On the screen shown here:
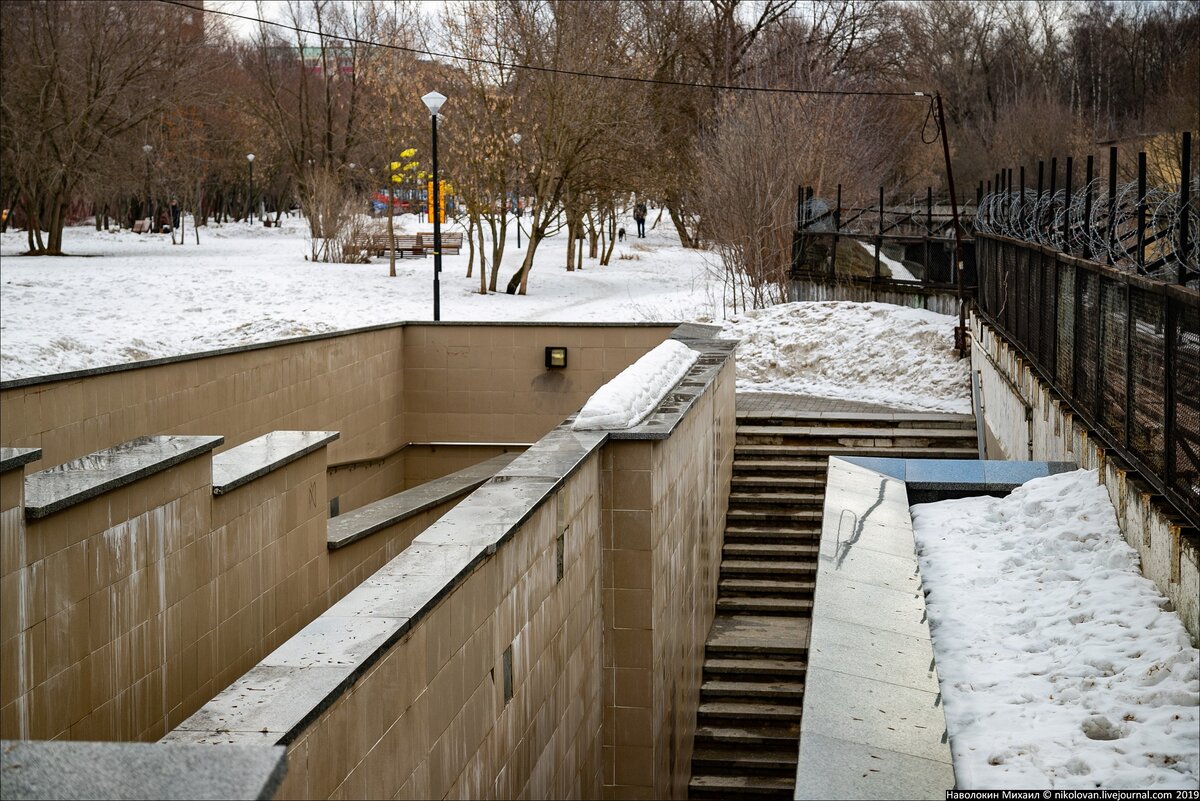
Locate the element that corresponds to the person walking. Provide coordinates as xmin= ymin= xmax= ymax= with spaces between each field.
xmin=633 ymin=201 xmax=647 ymax=238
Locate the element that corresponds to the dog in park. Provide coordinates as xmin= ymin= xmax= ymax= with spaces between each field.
xmin=618 ymin=227 xmax=626 ymax=242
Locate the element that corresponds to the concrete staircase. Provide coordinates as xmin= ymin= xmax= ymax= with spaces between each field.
xmin=688 ymin=407 xmax=977 ymax=800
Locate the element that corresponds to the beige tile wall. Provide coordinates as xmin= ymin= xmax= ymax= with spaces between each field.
xmin=206 ymin=450 xmax=330 ymax=704
xmin=276 ymin=456 xmax=605 ymax=800
xmin=0 ymin=469 xmax=29 ymax=739
xmin=401 ymin=444 xmax=527 ymax=490
xmin=326 ymin=450 xmax=406 ymax=516
xmin=0 ymin=329 xmax=407 ymax=474
xmin=0 ymin=440 xmax=473 ymax=744
xmin=1 ymin=324 xmax=673 ymax=517
xmin=401 ymin=325 xmax=674 ymax=444
xmin=1 ymin=456 xmax=213 ymax=742
xmin=601 ymin=358 xmax=736 ymax=799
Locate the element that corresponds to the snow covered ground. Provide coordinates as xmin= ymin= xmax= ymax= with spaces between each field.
xmin=0 ymin=211 xmax=722 ymax=381
xmin=911 ymin=470 xmax=1199 ymax=790
xmin=719 ymin=301 xmax=970 ymax=413
xmin=2 ymin=215 xmax=970 ymax=418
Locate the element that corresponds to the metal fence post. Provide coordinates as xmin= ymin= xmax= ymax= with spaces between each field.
xmin=1049 ymin=157 xmax=1058 ymax=242
xmin=875 ymin=186 xmax=883 ymax=279
xmin=1165 ymin=297 xmax=1177 ymax=489
xmin=1063 ymin=156 xmax=1073 ymax=254
xmin=1181 ymin=131 xmax=1192 ymax=285
xmin=1019 ymin=165 xmax=1026 ymax=229
xmin=925 ymin=186 xmax=932 ymax=281
xmin=1083 ymin=155 xmax=1094 ymax=260
xmin=1137 ymin=151 xmax=1147 ymax=274
xmin=1107 ymin=146 xmax=1118 ymax=265
xmin=829 ymin=184 xmax=841 ymax=279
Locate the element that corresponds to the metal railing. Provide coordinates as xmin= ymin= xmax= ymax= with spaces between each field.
xmin=975 ymin=233 xmax=1200 ymax=529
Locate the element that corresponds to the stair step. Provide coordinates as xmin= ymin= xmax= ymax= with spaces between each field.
xmin=704 ymin=657 xmax=808 ymax=679
xmin=707 ymin=641 xmax=807 ymax=659
xmin=720 ymin=560 xmax=815 ymax=578
xmin=691 ymin=747 xmax=798 ymax=772
xmin=731 ymin=475 xmax=826 ymax=489
xmin=702 ymin=679 xmax=806 ymax=700
xmin=733 ymin=459 xmax=828 ymax=474
xmin=724 ymin=526 xmax=821 ymax=544
xmin=722 ymin=543 xmax=818 ymax=559
xmin=717 ymin=597 xmax=814 ymax=614
xmin=729 ymin=491 xmax=824 ymax=506
xmin=735 ymin=444 xmax=978 ymax=459
xmin=698 ymin=701 xmax=803 ymax=722
xmin=726 ymin=509 xmax=822 ymax=521
xmin=693 ymin=725 xmax=800 ymax=749
xmin=720 ymin=577 xmax=815 ymax=594
xmin=736 ymin=424 xmax=977 ymax=440
xmin=735 ymin=410 xmax=975 ymax=426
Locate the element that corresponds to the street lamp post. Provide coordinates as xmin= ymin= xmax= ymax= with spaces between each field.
xmin=510 ymin=132 xmax=522 ymax=249
xmin=246 ymin=153 xmax=255 ymax=225
xmin=422 ymin=91 xmax=446 ymax=321
xmin=142 ymin=144 xmax=153 ymax=230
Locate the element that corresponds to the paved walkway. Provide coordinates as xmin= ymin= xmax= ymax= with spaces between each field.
xmin=736 ymin=392 xmax=909 ymax=415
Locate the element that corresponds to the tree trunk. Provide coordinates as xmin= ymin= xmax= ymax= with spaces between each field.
xmin=388 ymin=182 xmax=396 ymax=277
xmin=668 ymin=203 xmax=697 ymax=248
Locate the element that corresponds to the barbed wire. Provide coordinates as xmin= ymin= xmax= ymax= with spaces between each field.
xmin=974 ymin=178 xmax=1199 ymax=283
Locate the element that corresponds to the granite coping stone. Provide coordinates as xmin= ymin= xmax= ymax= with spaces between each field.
xmin=0 ymin=447 xmax=41 ymax=474
xmin=794 ymin=732 xmax=956 ymax=801
xmin=0 ymin=740 xmax=287 ymax=800
xmin=24 ymin=435 xmax=223 ymax=520
xmin=326 ymin=453 xmax=519 ymax=550
xmin=212 ymin=430 xmax=339 ymax=495
xmin=607 ymin=338 xmax=736 ymax=441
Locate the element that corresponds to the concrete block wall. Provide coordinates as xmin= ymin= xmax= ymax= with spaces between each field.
xmin=0 ymin=328 xmax=407 ymax=473
xmin=2 ymin=455 xmax=214 ymax=742
xmin=601 ymin=357 xmax=735 ymax=799
xmin=269 ymin=457 xmax=605 ymax=800
xmin=971 ymin=314 xmax=1199 ymax=642
xmin=206 ymin=450 xmax=331 ymax=703
xmin=401 ymin=325 xmax=675 ymax=444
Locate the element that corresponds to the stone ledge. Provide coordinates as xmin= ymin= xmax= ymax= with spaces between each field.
xmin=326 ymin=452 xmax=520 ymax=550
xmin=0 ymin=447 xmax=41 ymax=474
xmin=24 ymin=435 xmax=223 ymax=520
xmin=212 ymin=430 xmax=339 ymax=495
xmin=0 ymin=740 xmax=286 ymax=800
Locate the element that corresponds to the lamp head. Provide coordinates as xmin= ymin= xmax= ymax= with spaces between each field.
xmin=142 ymin=144 xmax=153 ymax=154
xmin=246 ymin=153 xmax=255 ymax=162
xmin=510 ymin=133 xmax=522 ymax=145
xmin=422 ymin=91 xmax=447 ymax=116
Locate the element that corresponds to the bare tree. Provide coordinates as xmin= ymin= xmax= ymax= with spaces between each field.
xmin=0 ymin=0 xmax=206 ymax=254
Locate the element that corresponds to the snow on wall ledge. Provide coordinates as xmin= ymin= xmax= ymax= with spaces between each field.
xmin=573 ymin=340 xmax=700 ymax=430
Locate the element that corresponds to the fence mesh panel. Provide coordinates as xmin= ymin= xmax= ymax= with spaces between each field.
xmin=1099 ymin=280 xmax=1129 ymax=437
xmin=977 ymin=234 xmax=1199 ymax=529
xmin=1055 ymin=264 xmax=1075 ymax=393
xmin=1175 ymin=303 xmax=1200 ymax=511
xmin=1076 ymin=271 xmax=1100 ymax=412
xmin=1040 ymin=253 xmax=1058 ymax=368
xmin=1129 ymin=289 xmax=1166 ymax=474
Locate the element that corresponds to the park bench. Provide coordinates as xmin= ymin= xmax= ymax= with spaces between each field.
xmin=131 ymin=219 xmax=151 ymax=234
xmin=416 ymin=231 xmax=463 ymax=255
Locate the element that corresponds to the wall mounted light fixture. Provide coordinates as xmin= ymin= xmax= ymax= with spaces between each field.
xmin=545 ymin=347 xmax=568 ymax=369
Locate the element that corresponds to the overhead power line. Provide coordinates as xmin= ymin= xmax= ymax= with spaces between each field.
xmin=158 ymin=0 xmax=931 ymax=101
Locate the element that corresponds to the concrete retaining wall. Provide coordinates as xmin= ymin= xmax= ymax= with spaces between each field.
xmin=971 ymin=313 xmax=1199 ymax=642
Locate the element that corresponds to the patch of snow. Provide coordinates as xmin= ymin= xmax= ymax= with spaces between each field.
xmin=856 ymin=239 xmax=917 ymax=281
xmin=719 ymin=301 xmax=970 ymax=412
xmin=911 ymin=469 xmax=1199 ymax=790
xmin=573 ymin=339 xmax=699 ymax=430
